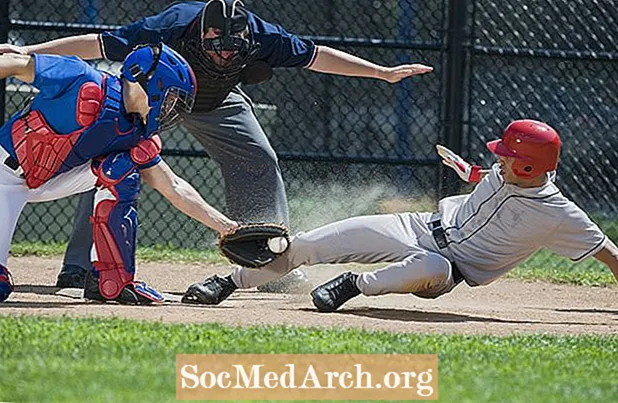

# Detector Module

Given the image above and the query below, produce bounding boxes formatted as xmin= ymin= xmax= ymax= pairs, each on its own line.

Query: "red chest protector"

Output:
xmin=11 ymin=81 xmax=104 ymax=189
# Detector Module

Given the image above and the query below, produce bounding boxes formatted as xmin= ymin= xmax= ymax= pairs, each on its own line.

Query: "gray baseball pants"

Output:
xmin=62 ymin=89 xmax=289 ymax=269
xmin=232 ymin=213 xmax=459 ymax=299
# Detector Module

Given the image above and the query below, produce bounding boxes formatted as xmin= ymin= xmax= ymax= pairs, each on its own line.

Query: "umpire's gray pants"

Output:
xmin=232 ymin=213 xmax=459 ymax=299
xmin=63 ymin=89 xmax=289 ymax=269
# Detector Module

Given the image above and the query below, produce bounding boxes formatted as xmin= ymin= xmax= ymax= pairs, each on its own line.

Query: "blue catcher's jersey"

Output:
xmin=0 ymin=54 xmax=160 ymax=183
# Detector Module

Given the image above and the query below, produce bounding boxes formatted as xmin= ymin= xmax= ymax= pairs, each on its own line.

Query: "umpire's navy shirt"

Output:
xmin=99 ymin=1 xmax=317 ymax=68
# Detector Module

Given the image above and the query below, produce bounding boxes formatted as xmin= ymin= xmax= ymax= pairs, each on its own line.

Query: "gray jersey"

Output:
xmin=440 ymin=164 xmax=607 ymax=286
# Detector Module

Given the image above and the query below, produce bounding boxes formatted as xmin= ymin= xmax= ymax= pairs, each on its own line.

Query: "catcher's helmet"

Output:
xmin=121 ymin=43 xmax=197 ymax=138
xmin=486 ymin=119 xmax=561 ymax=178
xmin=195 ymin=0 xmax=260 ymax=79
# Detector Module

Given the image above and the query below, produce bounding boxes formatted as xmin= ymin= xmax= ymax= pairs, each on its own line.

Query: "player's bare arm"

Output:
xmin=308 ymin=46 xmax=433 ymax=83
xmin=593 ymin=240 xmax=618 ymax=282
xmin=140 ymin=160 xmax=239 ymax=236
xmin=0 ymin=34 xmax=102 ymax=60
xmin=0 ymin=53 xmax=35 ymax=83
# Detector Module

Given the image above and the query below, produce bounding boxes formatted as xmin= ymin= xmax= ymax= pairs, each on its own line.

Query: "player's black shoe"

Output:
xmin=182 ymin=275 xmax=238 ymax=305
xmin=83 ymin=270 xmax=163 ymax=305
xmin=311 ymin=272 xmax=361 ymax=312
xmin=55 ymin=264 xmax=87 ymax=288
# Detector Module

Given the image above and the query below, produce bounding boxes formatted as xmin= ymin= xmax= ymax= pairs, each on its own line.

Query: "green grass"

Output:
xmin=0 ymin=317 xmax=617 ymax=402
xmin=10 ymin=241 xmax=226 ymax=264
xmin=508 ymin=249 xmax=616 ymax=287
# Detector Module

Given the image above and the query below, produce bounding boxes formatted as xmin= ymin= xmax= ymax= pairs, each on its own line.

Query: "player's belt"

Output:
xmin=4 ymin=155 xmax=19 ymax=171
xmin=429 ymin=213 xmax=465 ymax=285
xmin=428 ymin=212 xmax=448 ymax=249
xmin=0 ymin=146 xmax=24 ymax=177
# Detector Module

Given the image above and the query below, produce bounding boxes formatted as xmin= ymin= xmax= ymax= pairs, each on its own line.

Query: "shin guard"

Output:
xmin=90 ymin=152 xmax=162 ymax=302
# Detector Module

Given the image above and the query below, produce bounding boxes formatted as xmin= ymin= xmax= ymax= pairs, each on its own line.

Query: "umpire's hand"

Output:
xmin=378 ymin=64 xmax=434 ymax=83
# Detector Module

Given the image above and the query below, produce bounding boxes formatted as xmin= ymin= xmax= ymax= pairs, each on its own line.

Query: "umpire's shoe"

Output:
xmin=83 ymin=270 xmax=164 ymax=305
xmin=182 ymin=275 xmax=238 ymax=305
xmin=56 ymin=264 xmax=88 ymax=288
xmin=256 ymin=269 xmax=311 ymax=294
xmin=311 ymin=272 xmax=361 ymax=312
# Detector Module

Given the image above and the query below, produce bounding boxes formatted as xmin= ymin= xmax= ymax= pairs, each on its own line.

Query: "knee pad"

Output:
xmin=0 ymin=264 xmax=14 ymax=302
xmin=90 ymin=152 xmax=141 ymax=299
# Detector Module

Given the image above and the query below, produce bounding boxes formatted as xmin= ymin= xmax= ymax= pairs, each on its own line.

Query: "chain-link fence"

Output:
xmin=1 ymin=0 xmax=616 ymax=271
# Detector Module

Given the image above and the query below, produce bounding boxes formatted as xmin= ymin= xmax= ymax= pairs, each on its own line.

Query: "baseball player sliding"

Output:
xmin=182 ymin=120 xmax=618 ymax=310
xmin=0 ymin=45 xmax=239 ymax=305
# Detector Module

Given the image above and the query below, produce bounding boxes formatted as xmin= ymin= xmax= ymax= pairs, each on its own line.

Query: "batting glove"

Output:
xmin=436 ymin=145 xmax=482 ymax=183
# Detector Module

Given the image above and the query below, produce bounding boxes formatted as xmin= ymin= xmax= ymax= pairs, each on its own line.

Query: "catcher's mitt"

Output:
xmin=219 ymin=223 xmax=290 ymax=268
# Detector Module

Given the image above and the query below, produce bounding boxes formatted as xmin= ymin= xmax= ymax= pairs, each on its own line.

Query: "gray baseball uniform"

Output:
xmin=232 ymin=164 xmax=607 ymax=298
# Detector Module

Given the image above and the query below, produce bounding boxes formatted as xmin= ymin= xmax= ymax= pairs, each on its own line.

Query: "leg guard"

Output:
xmin=89 ymin=152 xmax=162 ymax=302
xmin=0 ymin=264 xmax=14 ymax=303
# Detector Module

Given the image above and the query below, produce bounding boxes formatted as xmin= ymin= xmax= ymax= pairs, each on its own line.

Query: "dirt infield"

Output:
xmin=2 ymin=256 xmax=617 ymax=336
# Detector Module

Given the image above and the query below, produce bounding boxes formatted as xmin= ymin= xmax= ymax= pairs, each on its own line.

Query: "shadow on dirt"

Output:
xmin=300 ymin=307 xmax=614 ymax=326
xmin=14 ymin=284 xmax=60 ymax=295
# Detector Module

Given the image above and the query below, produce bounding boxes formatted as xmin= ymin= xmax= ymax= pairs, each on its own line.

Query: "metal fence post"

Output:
xmin=0 ymin=0 xmax=9 ymax=127
xmin=439 ymin=0 xmax=468 ymax=198
xmin=394 ymin=0 xmax=415 ymax=192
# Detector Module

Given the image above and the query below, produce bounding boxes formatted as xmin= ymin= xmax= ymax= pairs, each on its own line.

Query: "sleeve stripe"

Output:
xmin=303 ymin=45 xmax=319 ymax=69
xmin=98 ymin=34 xmax=107 ymax=59
xmin=571 ymin=235 xmax=608 ymax=262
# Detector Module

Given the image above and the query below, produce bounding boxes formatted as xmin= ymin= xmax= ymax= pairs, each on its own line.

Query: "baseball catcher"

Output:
xmin=0 ymin=45 xmax=239 ymax=305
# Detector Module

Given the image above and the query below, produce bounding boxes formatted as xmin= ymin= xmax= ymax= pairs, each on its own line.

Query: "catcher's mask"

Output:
xmin=486 ymin=119 xmax=561 ymax=178
xmin=121 ymin=43 xmax=197 ymax=138
xmin=188 ymin=0 xmax=260 ymax=79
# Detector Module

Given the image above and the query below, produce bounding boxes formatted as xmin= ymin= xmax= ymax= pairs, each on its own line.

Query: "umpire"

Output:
xmin=0 ymin=0 xmax=432 ymax=296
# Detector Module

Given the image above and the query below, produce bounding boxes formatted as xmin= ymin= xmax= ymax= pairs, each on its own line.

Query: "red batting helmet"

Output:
xmin=486 ymin=119 xmax=561 ymax=178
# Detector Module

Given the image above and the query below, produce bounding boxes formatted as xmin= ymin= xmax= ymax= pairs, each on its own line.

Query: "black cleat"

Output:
xmin=256 ymin=269 xmax=311 ymax=294
xmin=55 ymin=265 xmax=87 ymax=288
xmin=181 ymin=275 xmax=238 ymax=305
xmin=83 ymin=270 xmax=163 ymax=305
xmin=311 ymin=272 xmax=361 ymax=312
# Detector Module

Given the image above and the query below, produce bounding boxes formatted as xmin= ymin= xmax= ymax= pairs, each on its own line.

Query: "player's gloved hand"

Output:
xmin=218 ymin=223 xmax=290 ymax=269
xmin=436 ymin=145 xmax=482 ymax=183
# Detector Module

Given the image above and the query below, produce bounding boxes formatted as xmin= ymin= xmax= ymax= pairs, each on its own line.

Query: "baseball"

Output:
xmin=267 ymin=236 xmax=289 ymax=254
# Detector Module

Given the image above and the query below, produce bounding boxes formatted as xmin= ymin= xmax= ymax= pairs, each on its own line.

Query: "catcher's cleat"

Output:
xmin=311 ymin=272 xmax=361 ymax=312
xmin=0 ymin=264 xmax=14 ymax=303
xmin=55 ymin=264 xmax=88 ymax=288
xmin=83 ymin=270 xmax=164 ymax=305
xmin=257 ymin=269 xmax=312 ymax=294
xmin=181 ymin=275 xmax=238 ymax=305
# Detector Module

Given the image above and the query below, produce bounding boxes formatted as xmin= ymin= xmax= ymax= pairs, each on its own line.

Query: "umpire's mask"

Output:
xmin=194 ymin=0 xmax=260 ymax=79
